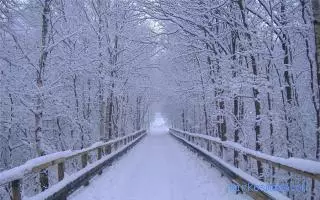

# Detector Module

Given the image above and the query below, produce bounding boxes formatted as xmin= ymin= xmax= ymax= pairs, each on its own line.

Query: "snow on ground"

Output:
xmin=68 ymin=132 xmax=251 ymax=200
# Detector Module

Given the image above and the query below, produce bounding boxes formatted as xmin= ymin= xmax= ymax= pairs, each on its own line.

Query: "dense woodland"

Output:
xmin=1 ymin=0 xmax=320 ymax=199
xmin=0 ymin=0 xmax=158 ymax=171
xmin=154 ymin=0 xmax=320 ymax=199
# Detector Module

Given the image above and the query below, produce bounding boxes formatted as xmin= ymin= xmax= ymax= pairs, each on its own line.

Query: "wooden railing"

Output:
xmin=170 ymin=128 xmax=320 ymax=200
xmin=0 ymin=130 xmax=146 ymax=200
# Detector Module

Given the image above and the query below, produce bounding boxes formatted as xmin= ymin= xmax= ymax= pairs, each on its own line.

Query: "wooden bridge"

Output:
xmin=0 ymin=129 xmax=319 ymax=200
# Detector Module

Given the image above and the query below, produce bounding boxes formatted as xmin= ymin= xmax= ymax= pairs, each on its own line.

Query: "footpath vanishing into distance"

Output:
xmin=69 ymin=132 xmax=250 ymax=200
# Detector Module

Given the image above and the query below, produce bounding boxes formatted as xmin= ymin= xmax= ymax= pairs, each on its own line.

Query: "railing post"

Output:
xmin=114 ymin=142 xmax=118 ymax=151
xmin=97 ymin=147 xmax=103 ymax=175
xmin=81 ymin=153 xmax=90 ymax=186
xmin=81 ymin=153 xmax=88 ymax=168
xmin=98 ymin=147 xmax=102 ymax=160
xmin=234 ymin=150 xmax=239 ymax=168
xmin=207 ymin=140 xmax=211 ymax=152
xmin=106 ymin=145 xmax=111 ymax=154
xmin=219 ymin=144 xmax=223 ymax=158
xmin=40 ymin=169 xmax=49 ymax=191
xmin=11 ymin=179 xmax=22 ymax=200
xmin=57 ymin=162 xmax=65 ymax=181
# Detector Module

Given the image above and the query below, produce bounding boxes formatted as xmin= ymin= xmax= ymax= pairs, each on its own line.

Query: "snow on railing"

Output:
xmin=0 ymin=130 xmax=146 ymax=200
xmin=170 ymin=128 xmax=320 ymax=200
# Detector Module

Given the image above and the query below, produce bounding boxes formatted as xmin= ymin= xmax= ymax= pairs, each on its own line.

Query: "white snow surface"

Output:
xmin=68 ymin=132 xmax=250 ymax=200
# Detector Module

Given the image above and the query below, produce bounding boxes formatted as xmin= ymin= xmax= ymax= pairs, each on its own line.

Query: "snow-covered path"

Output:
xmin=68 ymin=132 xmax=250 ymax=200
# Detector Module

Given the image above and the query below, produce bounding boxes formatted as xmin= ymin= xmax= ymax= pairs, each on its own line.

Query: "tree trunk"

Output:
xmin=312 ymin=0 xmax=320 ymax=161
xmin=195 ymin=55 xmax=208 ymax=135
xmin=237 ymin=0 xmax=263 ymax=181
xmin=95 ymin=0 xmax=106 ymax=141
xmin=35 ymin=0 xmax=50 ymax=157
xmin=182 ymin=110 xmax=186 ymax=131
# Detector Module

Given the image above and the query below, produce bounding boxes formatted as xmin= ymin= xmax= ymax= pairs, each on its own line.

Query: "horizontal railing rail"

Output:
xmin=170 ymin=128 xmax=320 ymax=200
xmin=0 ymin=130 xmax=146 ymax=200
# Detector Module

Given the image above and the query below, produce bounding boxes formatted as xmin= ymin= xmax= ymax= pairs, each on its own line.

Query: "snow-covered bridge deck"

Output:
xmin=68 ymin=133 xmax=249 ymax=200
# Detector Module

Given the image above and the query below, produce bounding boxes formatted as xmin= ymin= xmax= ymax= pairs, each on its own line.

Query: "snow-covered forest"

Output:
xmin=1 ymin=0 xmax=320 ymax=199
xmin=154 ymin=0 xmax=320 ymax=161
xmin=0 ymin=0 xmax=159 ymax=169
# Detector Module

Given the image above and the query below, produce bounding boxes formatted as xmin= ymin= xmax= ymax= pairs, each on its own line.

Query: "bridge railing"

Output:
xmin=170 ymin=128 xmax=320 ymax=200
xmin=0 ymin=130 xmax=146 ymax=200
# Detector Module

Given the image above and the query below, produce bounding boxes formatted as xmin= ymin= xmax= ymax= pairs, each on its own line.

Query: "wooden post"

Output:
xmin=219 ymin=144 xmax=223 ymax=158
xmin=40 ymin=169 xmax=49 ymax=191
xmin=98 ymin=148 xmax=102 ymax=160
xmin=104 ymin=145 xmax=110 ymax=155
xmin=234 ymin=150 xmax=239 ymax=168
xmin=207 ymin=140 xmax=211 ymax=152
xmin=97 ymin=148 xmax=103 ymax=175
xmin=11 ymin=179 xmax=21 ymax=200
xmin=81 ymin=153 xmax=89 ymax=186
xmin=106 ymin=145 xmax=111 ymax=154
xmin=81 ymin=153 xmax=88 ymax=168
xmin=114 ymin=142 xmax=118 ymax=151
xmin=57 ymin=162 xmax=65 ymax=181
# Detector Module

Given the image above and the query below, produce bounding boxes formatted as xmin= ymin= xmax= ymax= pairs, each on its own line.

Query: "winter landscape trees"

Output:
xmin=142 ymin=0 xmax=320 ymax=198
xmin=1 ymin=0 xmax=320 ymax=199
xmin=0 ymin=0 xmax=156 ymax=172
